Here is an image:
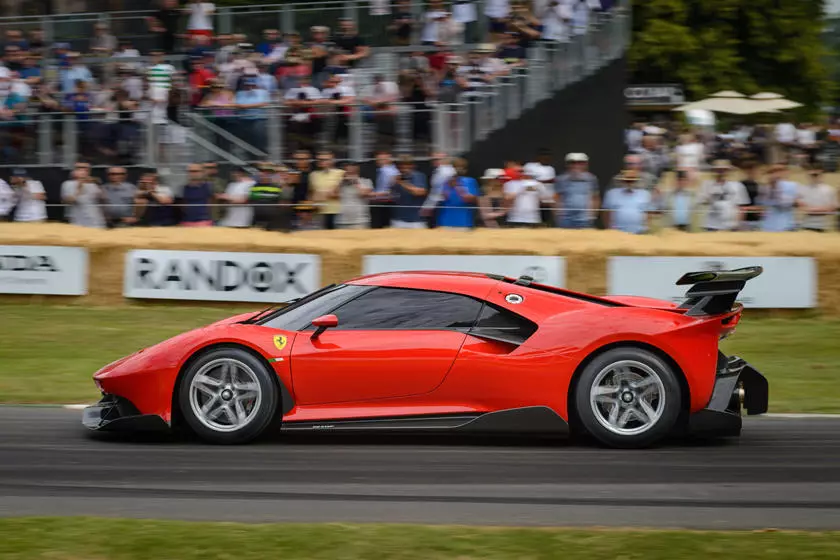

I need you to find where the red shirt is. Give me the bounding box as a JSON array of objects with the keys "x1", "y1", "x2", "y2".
[
  {"x1": 189, "y1": 67, "x2": 215, "y2": 105},
  {"x1": 427, "y1": 51, "x2": 447, "y2": 72}
]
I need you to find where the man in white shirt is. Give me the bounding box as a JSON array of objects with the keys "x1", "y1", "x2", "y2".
[
  {"x1": 698, "y1": 160, "x2": 750, "y2": 231},
  {"x1": 186, "y1": 1, "x2": 215, "y2": 38},
  {"x1": 0, "y1": 176, "x2": 13, "y2": 221},
  {"x1": 674, "y1": 132, "x2": 704, "y2": 179},
  {"x1": 504, "y1": 169, "x2": 553, "y2": 226},
  {"x1": 421, "y1": 0, "x2": 449, "y2": 44},
  {"x1": 9, "y1": 169, "x2": 46, "y2": 223},
  {"x1": 798, "y1": 167, "x2": 838, "y2": 232},
  {"x1": 421, "y1": 152, "x2": 457, "y2": 218},
  {"x1": 219, "y1": 168, "x2": 255, "y2": 228},
  {"x1": 61, "y1": 162, "x2": 105, "y2": 228},
  {"x1": 523, "y1": 149, "x2": 557, "y2": 185}
]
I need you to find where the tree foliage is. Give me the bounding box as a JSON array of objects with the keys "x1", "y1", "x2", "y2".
[{"x1": 629, "y1": 0, "x2": 833, "y2": 113}]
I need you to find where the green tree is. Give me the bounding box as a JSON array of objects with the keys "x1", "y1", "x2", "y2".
[{"x1": 629, "y1": 0, "x2": 832, "y2": 114}]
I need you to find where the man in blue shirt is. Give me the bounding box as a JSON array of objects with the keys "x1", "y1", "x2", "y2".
[
  {"x1": 604, "y1": 170, "x2": 652, "y2": 234},
  {"x1": 554, "y1": 152, "x2": 599, "y2": 228},
  {"x1": 179, "y1": 163, "x2": 214, "y2": 226},
  {"x1": 669, "y1": 170, "x2": 694, "y2": 231},
  {"x1": 235, "y1": 78, "x2": 270, "y2": 152},
  {"x1": 371, "y1": 150, "x2": 399, "y2": 228},
  {"x1": 436, "y1": 157, "x2": 480, "y2": 229},
  {"x1": 390, "y1": 155, "x2": 428, "y2": 228},
  {"x1": 60, "y1": 53, "x2": 93, "y2": 94}
]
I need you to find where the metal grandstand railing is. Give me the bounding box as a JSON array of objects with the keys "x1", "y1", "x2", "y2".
[{"x1": 0, "y1": 3, "x2": 630, "y2": 170}]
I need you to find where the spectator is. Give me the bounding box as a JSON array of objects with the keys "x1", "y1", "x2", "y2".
[
  {"x1": 186, "y1": 1, "x2": 215, "y2": 39},
  {"x1": 188, "y1": 56, "x2": 216, "y2": 106},
  {"x1": 102, "y1": 167, "x2": 137, "y2": 228},
  {"x1": 541, "y1": 0, "x2": 574, "y2": 42},
  {"x1": 760, "y1": 164, "x2": 798, "y2": 232},
  {"x1": 235, "y1": 77, "x2": 269, "y2": 151},
  {"x1": 179, "y1": 163, "x2": 213, "y2": 226},
  {"x1": 148, "y1": 0, "x2": 182, "y2": 53},
  {"x1": 309, "y1": 150, "x2": 344, "y2": 230},
  {"x1": 436, "y1": 55, "x2": 469, "y2": 102},
  {"x1": 612, "y1": 153, "x2": 656, "y2": 191},
  {"x1": 200, "y1": 162, "x2": 225, "y2": 221},
  {"x1": 495, "y1": 31, "x2": 527, "y2": 67},
  {"x1": 798, "y1": 166, "x2": 838, "y2": 232},
  {"x1": 524, "y1": 149, "x2": 557, "y2": 187},
  {"x1": 134, "y1": 172, "x2": 176, "y2": 227},
  {"x1": 8, "y1": 169, "x2": 45, "y2": 223},
  {"x1": 555, "y1": 152, "x2": 598, "y2": 228},
  {"x1": 603, "y1": 170, "x2": 651, "y2": 234},
  {"x1": 19, "y1": 55, "x2": 41, "y2": 85},
  {"x1": 333, "y1": 18, "x2": 370, "y2": 68},
  {"x1": 437, "y1": 11, "x2": 466, "y2": 46},
  {"x1": 5, "y1": 30, "x2": 28, "y2": 52},
  {"x1": 485, "y1": 0, "x2": 512, "y2": 38},
  {"x1": 337, "y1": 162, "x2": 373, "y2": 229},
  {"x1": 0, "y1": 174, "x2": 12, "y2": 221},
  {"x1": 289, "y1": 149, "x2": 314, "y2": 223},
  {"x1": 218, "y1": 168, "x2": 255, "y2": 228},
  {"x1": 504, "y1": 167, "x2": 553, "y2": 227},
  {"x1": 391, "y1": 155, "x2": 429, "y2": 228},
  {"x1": 362, "y1": 73, "x2": 400, "y2": 136},
  {"x1": 61, "y1": 162, "x2": 105, "y2": 228},
  {"x1": 60, "y1": 52, "x2": 93, "y2": 94},
  {"x1": 421, "y1": 0, "x2": 450, "y2": 45},
  {"x1": 774, "y1": 120, "x2": 797, "y2": 163},
  {"x1": 307, "y1": 25, "x2": 335, "y2": 89},
  {"x1": 255, "y1": 60, "x2": 278, "y2": 95},
  {"x1": 422, "y1": 151, "x2": 457, "y2": 217},
  {"x1": 90, "y1": 24, "x2": 117, "y2": 56},
  {"x1": 249, "y1": 163, "x2": 292, "y2": 231},
  {"x1": 147, "y1": 49, "x2": 177, "y2": 125},
  {"x1": 740, "y1": 161, "x2": 763, "y2": 230},
  {"x1": 668, "y1": 169, "x2": 694, "y2": 231},
  {"x1": 674, "y1": 132, "x2": 704, "y2": 181},
  {"x1": 257, "y1": 29, "x2": 281, "y2": 57},
  {"x1": 284, "y1": 75, "x2": 322, "y2": 145},
  {"x1": 479, "y1": 168, "x2": 508, "y2": 227},
  {"x1": 698, "y1": 160, "x2": 749, "y2": 232},
  {"x1": 435, "y1": 157, "x2": 480, "y2": 229},
  {"x1": 27, "y1": 29, "x2": 45, "y2": 57},
  {"x1": 112, "y1": 41, "x2": 142, "y2": 72},
  {"x1": 571, "y1": 0, "x2": 592, "y2": 36},
  {"x1": 371, "y1": 149, "x2": 399, "y2": 228},
  {"x1": 508, "y1": 2, "x2": 543, "y2": 49},
  {"x1": 389, "y1": 0, "x2": 416, "y2": 46}
]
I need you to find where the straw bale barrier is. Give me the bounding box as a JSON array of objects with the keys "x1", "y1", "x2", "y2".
[{"x1": 1, "y1": 223, "x2": 839, "y2": 314}]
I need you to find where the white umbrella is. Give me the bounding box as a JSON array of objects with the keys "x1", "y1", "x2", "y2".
[
  {"x1": 748, "y1": 92, "x2": 803, "y2": 111},
  {"x1": 710, "y1": 90, "x2": 746, "y2": 98},
  {"x1": 673, "y1": 97, "x2": 765, "y2": 115}
]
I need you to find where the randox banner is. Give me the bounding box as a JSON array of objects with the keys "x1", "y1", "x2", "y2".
[
  {"x1": 362, "y1": 255, "x2": 566, "y2": 286},
  {"x1": 607, "y1": 256, "x2": 817, "y2": 308},
  {"x1": 0, "y1": 245, "x2": 88, "y2": 295},
  {"x1": 124, "y1": 250, "x2": 321, "y2": 302}
]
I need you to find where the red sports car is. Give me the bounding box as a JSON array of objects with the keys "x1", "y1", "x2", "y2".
[{"x1": 84, "y1": 267, "x2": 768, "y2": 448}]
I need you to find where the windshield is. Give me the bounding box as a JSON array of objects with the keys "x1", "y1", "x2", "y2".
[{"x1": 257, "y1": 284, "x2": 371, "y2": 332}]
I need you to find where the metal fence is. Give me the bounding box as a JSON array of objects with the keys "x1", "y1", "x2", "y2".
[{"x1": 0, "y1": 5, "x2": 630, "y2": 172}]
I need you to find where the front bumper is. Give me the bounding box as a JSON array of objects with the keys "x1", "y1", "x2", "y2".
[
  {"x1": 688, "y1": 353, "x2": 769, "y2": 437},
  {"x1": 82, "y1": 394, "x2": 169, "y2": 432}
]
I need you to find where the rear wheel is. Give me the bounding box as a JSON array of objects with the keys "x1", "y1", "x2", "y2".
[
  {"x1": 574, "y1": 347, "x2": 682, "y2": 449},
  {"x1": 179, "y1": 348, "x2": 278, "y2": 444}
]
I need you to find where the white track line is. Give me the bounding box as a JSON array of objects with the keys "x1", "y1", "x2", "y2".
[{"x1": 62, "y1": 404, "x2": 90, "y2": 410}]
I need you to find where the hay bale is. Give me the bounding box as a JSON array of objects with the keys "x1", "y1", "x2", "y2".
[{"x1": 1, "y1": 224, "x2": 838, "y2": 313}]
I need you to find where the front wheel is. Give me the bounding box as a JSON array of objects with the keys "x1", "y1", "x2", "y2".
[
  {"x1": 574, "y1": 347, "x2": 682, "y2": 449},
  {"x1": 179, "y1": 348, "x2": 278, "y2": 444}
]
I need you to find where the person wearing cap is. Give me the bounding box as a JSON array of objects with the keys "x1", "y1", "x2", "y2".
[
  {"x1": 234, "y1": 76, "x2": 269, "y2": 152},
  {"x1": 603, "y1": 169, "x2": 652, "y2": 234},
  {"x1": 698, "y1": 159, "x2": 750, "y2": 231},
  {"x1": 390, "y1": 155, "x2": 429, "y2": 228},
  {"x1": 555, "y1": 152, "x2": 599, "y2": 229},
  {"x1": 478, "y1": 168, "x2": 508, "y2": 227},
  {"x1": 759, "y1": 163, "x2": 799, "y2": 232},
  {"x1": 59, "y1": 52, "x2": 93, "y2": 94},
  {"x1": 504, "y1": 167, "x2": 553, "y2": 227},
  {"x1": 9, "y1": 168, "x2": 46, "y2": 223},
  {"x1": 611, "y1": 153, "x2": 656, "y2": 192}
]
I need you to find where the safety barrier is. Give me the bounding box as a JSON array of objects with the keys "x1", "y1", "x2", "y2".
[{"x1": 0, "y1": 224, "x2": 835, "y2": 314}]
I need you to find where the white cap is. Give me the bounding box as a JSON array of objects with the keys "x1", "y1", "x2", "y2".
[
  {"x1": 481, "y1": 168, "x2": 504, "y2": 179},
  {"x1": 565, "y1": 152, "x2": 589, "y2": 163}
]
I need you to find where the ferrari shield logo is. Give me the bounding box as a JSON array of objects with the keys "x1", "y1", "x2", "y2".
[{"x1": 273, "y1": 335, "x2": 287, "y2": 351}]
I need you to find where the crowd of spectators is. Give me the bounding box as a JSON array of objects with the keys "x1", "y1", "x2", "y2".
[
  {"x1": 1, "y1": 138, "x2": 836, "y2": 233},
  {"x1": 0, "y1": 0, "x2": 616, "y2": 164}
]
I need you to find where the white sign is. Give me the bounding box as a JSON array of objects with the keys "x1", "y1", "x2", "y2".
[
  {"x1": 124, "y1": 250, "x2": 321, "y2": 302},
  {"x1": 608, "y1": 257, "x2": 817, "y2": 308},
  {"x1": 363, "y1": 255, "x2": 566, "y2": 287},
  {"x1": 0, "y1": 245, "x2": 88, "y2": 295}
]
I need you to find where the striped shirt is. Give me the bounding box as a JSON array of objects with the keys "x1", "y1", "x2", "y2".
[{"x1": 147, "y1": 63, "x2": 176, "y2": 90}]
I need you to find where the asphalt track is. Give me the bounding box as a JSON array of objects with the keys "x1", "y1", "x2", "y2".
[{"x1": 1, "y1": 406, "x2": 839, "y2": 529}]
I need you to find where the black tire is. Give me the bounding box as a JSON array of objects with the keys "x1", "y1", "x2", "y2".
[
  {"x1": 178, "y1": 348, "x2": 279, "y2": 444},
  {"x1": 573, "y1": 347, "x2": 682, "y2": 449}
]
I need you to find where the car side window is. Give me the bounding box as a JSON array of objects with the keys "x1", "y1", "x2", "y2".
[
  {"x1": 328, "y1": 287, "x2": 483, "y2": 330},
  {"x1": 262, "y1": 284, "x2": 371, "y2": 331},
  {"x1": 470, "y1": 303, "x2": 538, "y2": 345}
]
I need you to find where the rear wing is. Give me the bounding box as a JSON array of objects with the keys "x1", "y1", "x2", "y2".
[{"x1": 676, "y1": 266, "x2": 763, "y2": 316}]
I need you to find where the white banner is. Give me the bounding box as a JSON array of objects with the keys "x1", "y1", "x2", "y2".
[
  {"x1": 124, "y1": 250, "x2": 321, "y2": 302},
  {"x1": 363, "y1": 255, "x2": 566, "y2": 287},
  {"x1": 608, "y1": 257, "x2": 817, "y2": 308},
  {"x1": 0, "y1": 245, "x2": 88, "y2": 295}
]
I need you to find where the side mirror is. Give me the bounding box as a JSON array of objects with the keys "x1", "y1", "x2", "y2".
[{"x1": 311, "y1": 314, "x2": 338, "y2": 339}]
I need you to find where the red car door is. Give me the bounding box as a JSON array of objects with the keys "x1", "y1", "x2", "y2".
[{"x1": 289, "y1": 287, "x2": 483, "y2": 405}]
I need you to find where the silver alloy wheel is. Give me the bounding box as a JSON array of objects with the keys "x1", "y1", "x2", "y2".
[
  {"x1": 188, "y1": 358, "x2": 263, "y2": 433},
  {"x1": 589, "y1": 359, "x2": 666, "y2": 436}
]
